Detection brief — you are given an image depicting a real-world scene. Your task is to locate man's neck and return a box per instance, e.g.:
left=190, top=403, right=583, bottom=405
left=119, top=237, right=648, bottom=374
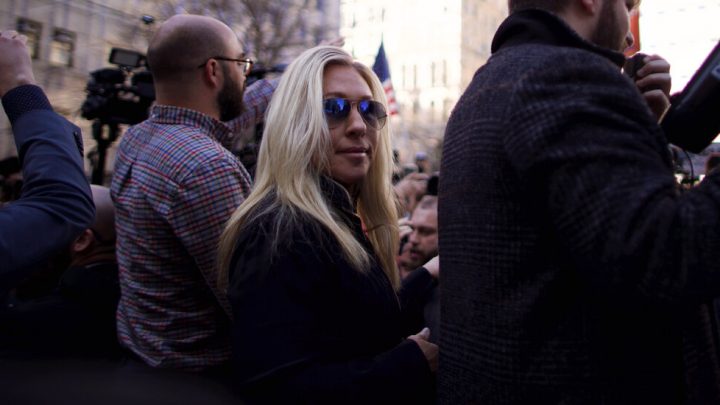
left=155, top=88, right=220, bottom=121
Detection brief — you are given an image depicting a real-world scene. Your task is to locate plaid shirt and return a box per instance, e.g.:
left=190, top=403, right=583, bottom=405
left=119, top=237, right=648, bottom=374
left=111, top=79, right=275, bottom=371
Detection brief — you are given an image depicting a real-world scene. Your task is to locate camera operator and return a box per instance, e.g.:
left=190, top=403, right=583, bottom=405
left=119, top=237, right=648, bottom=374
left=0, top=30, right=94, bottom=289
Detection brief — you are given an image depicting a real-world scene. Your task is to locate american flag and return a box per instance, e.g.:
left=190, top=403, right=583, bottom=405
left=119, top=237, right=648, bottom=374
left=372, top=42, right=399, bottom=115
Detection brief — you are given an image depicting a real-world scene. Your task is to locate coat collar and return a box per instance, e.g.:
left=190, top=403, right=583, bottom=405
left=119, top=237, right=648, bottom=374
left=491, top=9, right=626, bottom=69
left=320, top=175, right=357, bottom=217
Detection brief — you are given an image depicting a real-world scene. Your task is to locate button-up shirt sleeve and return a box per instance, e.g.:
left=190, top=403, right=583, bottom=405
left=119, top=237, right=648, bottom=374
left=166, top=154, right=251, bottom=315
left=224, top=78, right=278, bottom=148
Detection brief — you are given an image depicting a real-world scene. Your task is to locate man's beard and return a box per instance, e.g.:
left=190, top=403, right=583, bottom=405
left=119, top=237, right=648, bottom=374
left=217, top=64, right=246, bottom=122
left=590, top=0, right=627, bottom=52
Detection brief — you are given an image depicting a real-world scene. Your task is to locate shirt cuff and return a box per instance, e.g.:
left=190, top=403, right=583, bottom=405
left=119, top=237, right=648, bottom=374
left=1, top=85, right=53, bottom=125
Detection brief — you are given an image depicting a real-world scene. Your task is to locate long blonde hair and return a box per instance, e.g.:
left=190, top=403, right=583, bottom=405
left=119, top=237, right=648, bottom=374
left=217, top=46, right=399, bottom=291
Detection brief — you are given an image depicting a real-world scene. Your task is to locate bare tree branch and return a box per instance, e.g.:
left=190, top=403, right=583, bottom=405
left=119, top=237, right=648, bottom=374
left=147, top=0, right=325, bottom=66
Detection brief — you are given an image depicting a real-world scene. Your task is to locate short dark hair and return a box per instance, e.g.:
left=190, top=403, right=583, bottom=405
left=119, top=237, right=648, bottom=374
left=706, top=153, right=720, bottom=175
left=508, top=0, right=572, bottom=14
left=417, top=195, right=438, bottom=210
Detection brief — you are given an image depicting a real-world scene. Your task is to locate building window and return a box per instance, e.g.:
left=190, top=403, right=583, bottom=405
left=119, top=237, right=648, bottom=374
left=444, top=98, right=453, bottom=119
left=16, top=18, right=41, bottom=60
left=413, top=65, right=418, bottom=89
left=49, top=29, right=75, bottom=67
left=443, top=60, right=448, bottom=85
left=431, top=62, right=436, bottom=86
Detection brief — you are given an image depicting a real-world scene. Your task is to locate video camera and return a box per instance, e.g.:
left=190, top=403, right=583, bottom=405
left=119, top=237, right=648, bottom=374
left=662, top=40, right=720, bottom=153
left=81, top=48, right=155, bottom=125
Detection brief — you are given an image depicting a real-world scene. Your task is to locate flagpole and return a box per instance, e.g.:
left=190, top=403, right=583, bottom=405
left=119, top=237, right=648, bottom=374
left=373, top=6, right=406, bottom=161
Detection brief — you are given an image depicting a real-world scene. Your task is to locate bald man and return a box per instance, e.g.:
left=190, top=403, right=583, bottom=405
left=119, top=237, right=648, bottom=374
left=110, top=15, right=274, bottom=372
left=68, top=186, right=116, bottom=267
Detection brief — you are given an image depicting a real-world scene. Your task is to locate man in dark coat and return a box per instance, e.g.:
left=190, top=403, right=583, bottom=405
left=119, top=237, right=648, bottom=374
left=0, top=30, right=94, bottom=288
left=439, top=0, right=720, bottom=403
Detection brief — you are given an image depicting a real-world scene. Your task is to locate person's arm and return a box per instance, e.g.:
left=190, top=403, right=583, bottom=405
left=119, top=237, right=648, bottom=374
left=506, top=49, right=720, bottom=304
left=223, top=78, right=278, bottom=146
left=0, top=30, right=94, bottom=282
left=397, top=261, right=438, bottom=336
left=166, top=155, right=252, bottom=315
left=228, top=226, right=434, bottom=403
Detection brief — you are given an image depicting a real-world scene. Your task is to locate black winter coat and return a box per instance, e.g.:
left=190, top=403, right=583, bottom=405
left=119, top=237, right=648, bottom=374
left=439, top=9, right=720, bottom=405
left=227, top=177, right=434, bottom=404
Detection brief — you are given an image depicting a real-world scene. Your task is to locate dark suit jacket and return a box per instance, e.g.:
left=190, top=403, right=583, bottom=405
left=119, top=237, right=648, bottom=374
left=0, top=261, right=121, bottom=359
left=227, top=178, right=434, bottom=404
left=0, top=85, right=94, bottom=287
left=439, top=10, right=720, bottom=404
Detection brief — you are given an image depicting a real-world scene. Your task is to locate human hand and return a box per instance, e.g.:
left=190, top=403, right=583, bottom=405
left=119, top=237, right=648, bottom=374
left=634, top=54, right=671, bottom=121
left=423, top=256, right=439, bottom=280
left=408, top=327, right=438, bottom=372
left=0, top=30, right=36, bottom=98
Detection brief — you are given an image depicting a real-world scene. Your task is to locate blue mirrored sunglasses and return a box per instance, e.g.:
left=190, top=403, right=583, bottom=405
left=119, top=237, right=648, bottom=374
left=323, top=98, right=388, bottom=130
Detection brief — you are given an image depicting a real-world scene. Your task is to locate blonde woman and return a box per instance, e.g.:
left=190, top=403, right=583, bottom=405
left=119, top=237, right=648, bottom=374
left=217, top=46, right=437, bottom=403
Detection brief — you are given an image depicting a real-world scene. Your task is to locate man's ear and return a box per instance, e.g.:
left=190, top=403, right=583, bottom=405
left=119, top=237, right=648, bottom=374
left=71, top=229, right=94, bottom=253
left=579, top=0, right=601, bottom=15
left=200, top=59, right=222, bottom=89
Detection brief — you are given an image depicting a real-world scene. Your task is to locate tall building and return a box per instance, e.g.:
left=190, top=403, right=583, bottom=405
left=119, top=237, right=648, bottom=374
left=1, top=0, right=155, bottom=164
left=639, top=0, right=720, bottom=93
left=1, top=0, right=342, bottom=181
left=340, top=0, right=507, bottom=168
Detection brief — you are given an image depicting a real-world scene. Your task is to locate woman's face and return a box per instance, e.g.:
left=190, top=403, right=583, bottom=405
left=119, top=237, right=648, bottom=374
left=322, top=64, right=378, bottom=189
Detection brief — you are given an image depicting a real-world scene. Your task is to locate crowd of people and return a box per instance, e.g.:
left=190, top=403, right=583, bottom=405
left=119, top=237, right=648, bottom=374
left=1, top=0, right=719, bottom=404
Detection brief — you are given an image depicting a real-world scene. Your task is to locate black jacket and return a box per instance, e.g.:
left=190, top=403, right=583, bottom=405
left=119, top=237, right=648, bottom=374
left=228, top=177, right=434, bottom=404
left=439, top=9, right=720, bottom=404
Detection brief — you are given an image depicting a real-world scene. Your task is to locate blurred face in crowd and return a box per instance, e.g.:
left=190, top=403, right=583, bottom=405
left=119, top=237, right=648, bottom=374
left=323, top=64, right=378, bottom=189
left=591, top=0, right=636, bottom=52
left=407, top=205, right=438, bottom=269
left=216, top=39, right=247, bottom=121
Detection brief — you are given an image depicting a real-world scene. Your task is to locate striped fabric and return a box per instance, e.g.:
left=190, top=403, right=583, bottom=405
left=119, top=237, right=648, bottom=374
left=110, top=80, right=274, bottom=371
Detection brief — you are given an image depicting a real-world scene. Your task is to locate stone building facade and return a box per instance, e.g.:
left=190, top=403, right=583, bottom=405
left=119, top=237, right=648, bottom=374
left=1, top=0, right=341, bottom=182
left=340, top=0, right=508, bottom=169
left=1, top=0, right=154, bottom=183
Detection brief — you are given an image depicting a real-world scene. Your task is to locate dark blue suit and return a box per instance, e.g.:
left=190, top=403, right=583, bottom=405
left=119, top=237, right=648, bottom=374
left=0, top=85, right=94, bottom=288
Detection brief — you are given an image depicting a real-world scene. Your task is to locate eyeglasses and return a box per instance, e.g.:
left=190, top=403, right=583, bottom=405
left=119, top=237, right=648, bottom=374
left=323, top=98, right=387, bottom=130
left=197, top=56, right=254, bottom=76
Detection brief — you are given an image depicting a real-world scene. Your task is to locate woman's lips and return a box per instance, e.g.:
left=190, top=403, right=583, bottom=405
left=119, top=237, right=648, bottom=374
left=337, top=147, right=369, bottom=158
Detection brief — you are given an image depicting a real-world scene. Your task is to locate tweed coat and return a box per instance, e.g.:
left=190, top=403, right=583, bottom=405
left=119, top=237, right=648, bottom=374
left=438, top=9, right=720, bottom=404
